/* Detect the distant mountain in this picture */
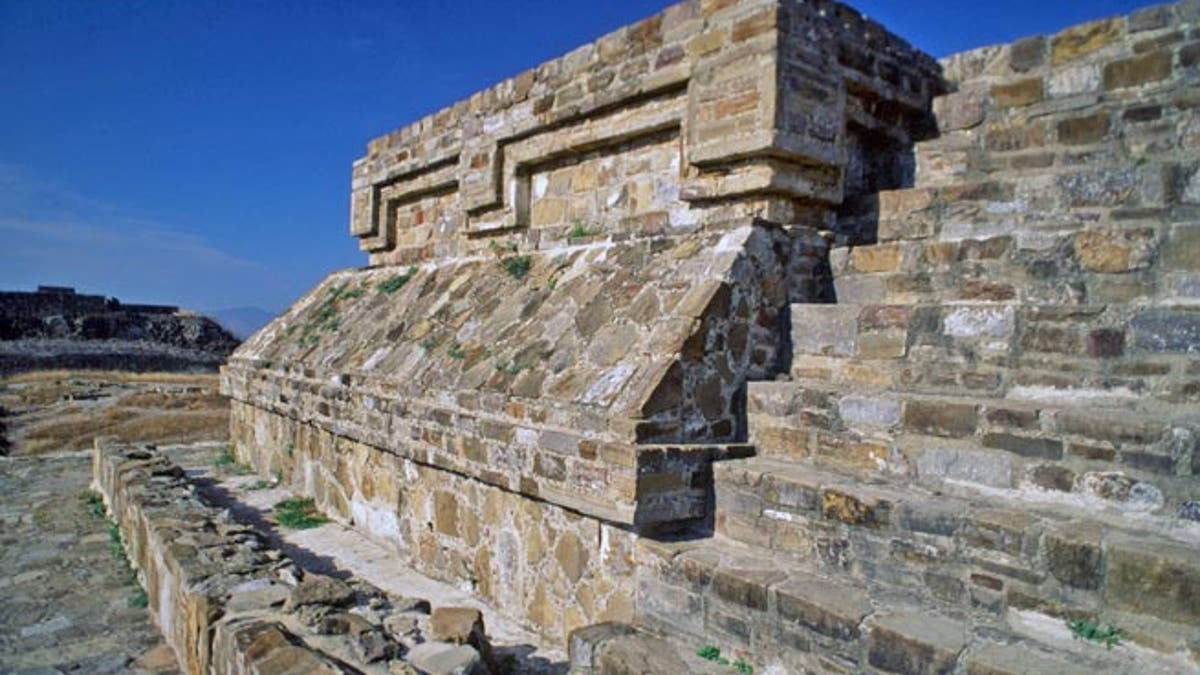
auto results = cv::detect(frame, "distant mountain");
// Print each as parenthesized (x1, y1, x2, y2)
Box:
(209, 306, 276, 340)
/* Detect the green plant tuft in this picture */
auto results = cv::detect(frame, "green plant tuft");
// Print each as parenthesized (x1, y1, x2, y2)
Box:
(448, 342, 466, 360)
(213, 447, 237, 467)
(696, 645, 729, 665)
(493, 360, 524, 376)
(377, 267, 417, 294)
(1068, 619, 1122, 649)
(499, 255, 532, 280)
(83, 491, 105, 518)
(128, 589, 148, 608)
(568, 222, 602, 238)
(274, 497, 329, 529)
(733, 659, 753, 674)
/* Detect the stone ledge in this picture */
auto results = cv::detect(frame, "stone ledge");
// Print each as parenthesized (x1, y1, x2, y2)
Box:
(91, 441, 500, 674)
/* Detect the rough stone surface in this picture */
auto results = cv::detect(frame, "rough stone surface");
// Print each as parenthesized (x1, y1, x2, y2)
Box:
(0, 287, 238, 376)
(202, 1, 1200, 672)
(0, 452, 177, 674)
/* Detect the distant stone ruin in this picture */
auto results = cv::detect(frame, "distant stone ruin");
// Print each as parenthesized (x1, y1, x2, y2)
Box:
(0, 285, 238, 375)
(220, 0, 1200, 671)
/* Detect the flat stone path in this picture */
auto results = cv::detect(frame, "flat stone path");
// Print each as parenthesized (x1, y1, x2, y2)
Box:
(0, 450, 177, 675)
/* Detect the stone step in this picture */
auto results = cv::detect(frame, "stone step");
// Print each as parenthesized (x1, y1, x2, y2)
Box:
(634, 531, 1196, 673)
(705, 457, 1200, 664)
(786, 302, 1200, 408)
(831, 224, 1191, 308)
(746, 377, 1200, 518)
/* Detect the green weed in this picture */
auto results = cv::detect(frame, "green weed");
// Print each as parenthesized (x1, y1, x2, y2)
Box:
(83, 491, 105, 518)
(378, 267, 417, 294)
(733, 660, 753, 674)
(128, 589, 148, 608)
(274, 497, 329, 529)
(1068, 619, 1122, 649)
(499, 255, 532, 280)
(448, 343, 466, 360)
(493, 360, 524, 376)
(568, 222, 602, 238)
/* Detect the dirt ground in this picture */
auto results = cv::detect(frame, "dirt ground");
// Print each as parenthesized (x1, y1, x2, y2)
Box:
(0, 370, 229, 456)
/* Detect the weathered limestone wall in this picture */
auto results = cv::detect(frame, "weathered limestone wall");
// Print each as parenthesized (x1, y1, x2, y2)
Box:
(231, 401, 644, 641)
(223, 0, 947, 646)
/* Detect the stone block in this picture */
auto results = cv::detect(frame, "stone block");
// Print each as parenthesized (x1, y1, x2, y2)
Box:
(851, 244, 902, 273)
(1043, 523, 1103, 589)
(430, 607, 492, 666)
(933, 90, 985, 131)
(1009, 35, 1047, 72)
(568, 622, 636, 670)
(1104, 534, 1200, 623)
(1104, 51, 1173, 89)
(1051, 18, 1123, 65)
(867, 612, 966, 675)
(903, 401, 978, 437)
(943, 306, 1014, 339)
(821, 488, 891, 527)
(916, 447, 1013, 489)
(773, 576, 871, 641)
(1056, 111, 1109, 144)
(1164, 225, 1200, 271)
(711, 564, 786, 611)
(407, 642, 487, 675)
(991, 78, 1044, 107)
(1074, 228, 1156, 272)
(1129, 4, 1174, 33)
(791, 304, 860, 357)
(1130, 310, 1200, 353)
(838, 395, 902, 429)
(982, 433, 1063, 460)
(1048, 64, 1101, 96)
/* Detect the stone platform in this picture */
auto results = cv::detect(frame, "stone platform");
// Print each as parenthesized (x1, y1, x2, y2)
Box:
(222, 0, 1200, 671)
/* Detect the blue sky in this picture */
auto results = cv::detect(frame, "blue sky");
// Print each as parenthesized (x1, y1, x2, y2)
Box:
(1, 0, 1158, 313)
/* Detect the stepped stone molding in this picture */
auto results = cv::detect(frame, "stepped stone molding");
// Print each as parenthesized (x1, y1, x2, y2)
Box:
(348, 0, 942, 263)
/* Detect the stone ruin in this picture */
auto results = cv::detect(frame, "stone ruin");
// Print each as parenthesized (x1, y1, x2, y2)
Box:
(206, 0, 1200, 671)
(0, 285, 238, 375)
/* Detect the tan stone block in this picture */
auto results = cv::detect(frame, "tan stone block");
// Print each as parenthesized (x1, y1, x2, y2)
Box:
(731, 7, 776, 43)
(687, 29, 726, 58)
(1051, 18, 1124, 65)
(991, 78, 1044, 107)
(1073, 228, 1157, 273)
(555, 531, 590, 582)
(1104, 50, 1173, 90)
(856, 330, 907, 359)
(851, 244, 903, 273)
(433, 490, 459, 537)
(530, 198, 566, 226)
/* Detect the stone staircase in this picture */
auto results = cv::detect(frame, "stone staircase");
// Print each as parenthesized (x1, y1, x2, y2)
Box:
(615, 5, 1200, 674)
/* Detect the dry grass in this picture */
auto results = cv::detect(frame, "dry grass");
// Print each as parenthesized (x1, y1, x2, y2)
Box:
(2, 370, 229, 455)
(2, 370, 219, 386)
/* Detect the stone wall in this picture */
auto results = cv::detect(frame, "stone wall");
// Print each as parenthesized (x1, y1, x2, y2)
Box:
(223, 0, 947, 644)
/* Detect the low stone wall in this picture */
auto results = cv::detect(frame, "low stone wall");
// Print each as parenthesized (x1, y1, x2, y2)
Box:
(92, 441, 498, 674)
(230, 401, 751, 643)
